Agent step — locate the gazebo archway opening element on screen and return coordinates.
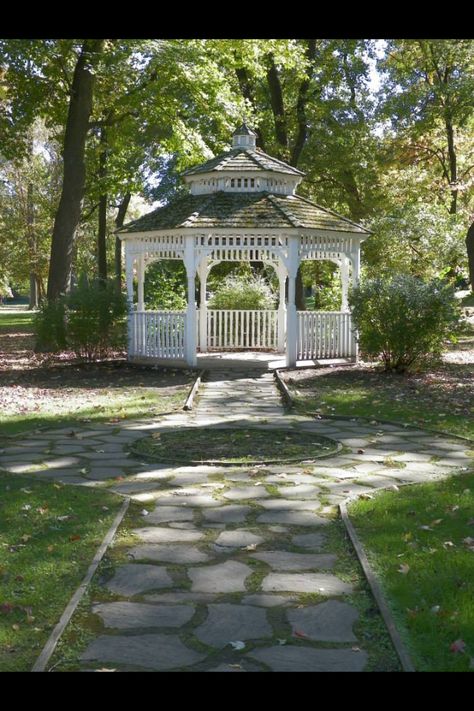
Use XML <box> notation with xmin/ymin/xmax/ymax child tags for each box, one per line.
<box><xmin>120</xmin><ymin>123</ymin><xmax>369</xmax><ymax>369</ymax></box>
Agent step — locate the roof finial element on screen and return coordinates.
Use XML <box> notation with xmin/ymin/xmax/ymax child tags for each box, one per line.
<box><xmin>232</xmin><ymin>122</ymin><xmax>257</xmax><ymax>149</ymax></box>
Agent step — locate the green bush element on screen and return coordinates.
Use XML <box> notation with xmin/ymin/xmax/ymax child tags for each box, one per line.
<box><xmin>208</xmin><ymin>274</ymin><xmax>276</xmax><ymax>310</ymax></box>
<box><xmin>34</xmin><ymin>298</ymin><xmax>67</xmax><ymax>352</ymax></box>
<box><xmin>67</xmin><ymin>276</ymin><xmax>127</xmax><ymax>360</ymax></box>
<box><xmin>144</xmin><ymin>261</ymin><xmax>187</xmax><ymax>311</ymax></box>
<box><xmin>34</xmin><ymin>277</ymin><xmax>126</xmax><ymax>360</ymax></box>
<box><xmin>349</xmin><ymin>274</ymin><xmax>461</xmax><ymax>373</ymax></box>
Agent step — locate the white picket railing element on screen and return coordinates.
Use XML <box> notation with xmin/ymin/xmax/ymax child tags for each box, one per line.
<box><xmin>130</xmin><ymin>311</ymin><xmax>186</xmax><ymax>359</ymax></box>
<box><xmin>129</xmin><ymin>309</ymin><xmax>355</xmax><ymax>361</ymax></box>
<box><xmin>206</xmin><ymin>309</ymin><xmax>279</xmax><ymax>350</ymax></box>
<box><xmin>297</xmin><ymin>311</ymin><xmax>355</xmax><ymax>359</ymax></box>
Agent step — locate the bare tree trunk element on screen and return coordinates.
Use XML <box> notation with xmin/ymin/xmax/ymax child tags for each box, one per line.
<box><xmin>466</xmin><ymin>221</ymin><xmax>474</xmax><ymax>292</ymax></box>
<box><xmin>265</xmin><ymin>53</ymin><xmax>288</xmax><ymax>157</ymax></box>
<box><xmin>25</xmin><ymin>181</ymin><xmax>39</xmax><ymax>309</ymax></box>
<box><xmin>46</xmin><ymin>39</ymin><xmax>104</xmax><ymax>301</ymax></box>
<box><xmin>114</xmin><ymin>191</ymin><xmax>131</xmax><ymax>293</ymax></box>
<box><xmin>291</xmin><ymin>39</ymin><xmax>317</xmax><ymax>167</ymax></box>
<box><xmin>446</xmin><ymin>117</ymin><xmax>458</xmax><ymax>215</ymax></box>
<box><xmin>97</xmin><ymin>127</ymin><xmax>108</xmax><ymax>285</ymax></box>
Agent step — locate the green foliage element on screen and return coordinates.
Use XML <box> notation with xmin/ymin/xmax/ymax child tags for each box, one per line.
<box><xmin>34</xmin><ymin>277</ymin><xmax>126</xmax><ymax>359</ymax></box>
<box><xmin>66</xmin><ymin>276</ymin><xmax>127</xmax><ymax>360</ymax></box>
<box><xmin>363</xmin><ymin>202</ymin><xmax>468</xmax><ymax>281</ymax></box>
<box><xmin>34</xmin><ymin>297</ymin><xmax>67</xmax><ymax>351</ymax></box>
<box><xmin>302</xmin><ymin>261</ymin><xmax>342</xmax><ymax>310</ymax></box>
<box><xmin>208</xmin><ymin>273</ymin><xmax>276</xmax><ymax>310</ymax></box>
<box><xmin>349</xmin><ymin>274</ymin><xmax>461</xmax><ymax>372</ymax></box>
<box><xmin>144</xmin><ymin>260</ymin><xmax>187</xmax><ymax>311</ymax></box>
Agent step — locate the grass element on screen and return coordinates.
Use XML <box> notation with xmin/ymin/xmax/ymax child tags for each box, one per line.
<box><xmin>348</xmin><ymin>471</ymin><xmax>474</xmax><ymax>671</ymax></box>
<box><xmin>0</xmin><ymin>308</ymin><xmax>194</xmax><ymax>437</ymax></box>
<box><xmin>131</xmin><ymin>427</ymin><xmax>339</xmax><ymax>465</ymax></box>
<box><xmin>0</xmin><ymin>471</ymin><xmax>124</xmax><ymax>672</ymax></box>
<box><xmin>284</xmin><ymin>361</ymin><xmax>474</xmax><ymax>440</ymax></box>
<box><xmin>0</xmin><ymin>312</ymin><xmax>35</xmax><ymax>330</ymax></box>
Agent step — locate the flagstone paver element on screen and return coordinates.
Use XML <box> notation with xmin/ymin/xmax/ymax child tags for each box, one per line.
<box><xmin>286</xmin><ymin>600</ymin><xmax>359</xmax><ymax>642</ymax></box>
<box><xmin>247</xmin><ymin>646</ymin><xmax>368</xmax><ymax>672</ymax></box>
<box><xmin>105</xmin><ymin>564</ymin><xmax>173</xmax><ymax>596</ymax></box>
<box><xmin>6</xmin><ymin>365</ymin><xmax>472</xmax><ymax>672</ymax></box>
<box><xmin>189</xmin><ymin>561</ymin><xmax>252</xmax><ymax>593</ymax></box>
<box><xmin>194</xmin><ymin>604</ymin><xmax>273</xmax><ymax>648</ymax></box>
<box><xmin>92</xmin><ymin>602</ymin><xmax>195</xmax><ymax>629</ymax></box>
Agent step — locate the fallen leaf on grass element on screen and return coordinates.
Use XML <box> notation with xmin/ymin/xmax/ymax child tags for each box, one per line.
<box><xmin>69</xmin><ymin>535</ymin><xmax>81</xmax><ymax>542</ymax></box>
<box><xmin>277</xmin><ymin>639</ymin><xmax>287</xmax><ymax>646</ymax></box>
<box><xmin>450</xmin><ymin>639</ymin><xmax>466</xmax><ymax>654</ymax></box>
<box><xmin>398</xmin><ymin>564</ymin><xmax>410</xmax><ymax>575</ymax></box>
<box><xmin>293</xmin><ymin>629</ymin><xmax>308</xmax><ymax>638</ymax></box>
<box><xmin>20</xmin><ymin>534</ymin><xmax>31</xmax><ymax>543</ymax></box>
<box><xmin>1</xmin><ymin>603</ymin><xmax>15</xmax><ymax>615</ymax></box>
<box><xmin>229</xmin><ymin>641</ymin><xmax>245</xmax><ymax>650</ymax></box>
<box><xmin>443</xmin><ymin>541</ymin><xmax>455</xmax><ymax>549</ymax></box>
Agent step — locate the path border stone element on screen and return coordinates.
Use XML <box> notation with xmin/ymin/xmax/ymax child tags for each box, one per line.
<box><xmin>183</xmin><ymin>370</ymin><xmax>205</xmax><ymax>411</ymax></box>
<box><xmin>31</xmin><ymin>499</ymin><xmax>130</xmax><ymax>672</ymax></box>
<box><xmin>340</xmin><ymin>498</ymin><xmax>415</xmax><ymax>673</ymax></box>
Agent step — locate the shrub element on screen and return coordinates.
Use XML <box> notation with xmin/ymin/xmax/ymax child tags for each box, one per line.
<box><xmin>34</xmin><ymin>297</ymin><xmax>67</xmax><ymax>352</ymax></box>
<box><xmin>66</xmin><ymin>276</ymin><xmax>127</xmax><ymax>360</ymax></box>
<box><xmin>349</xmin><ymin>274</ymin><xmax>461</xmax><ymax>373</ymax></box>
<box><xmin>144</xmin><ymin>261</ymin><xmax>187</xmax><ymax>311</ymax></box>
<box><xmin>208</xmin><ymin>274</ymin><xmax>276</xmax><ymax>310</ymax></box>
<box><xmin>34</xmin><ymin>277</ymin><xmax>126</xmax><ymax>360</ymax></box>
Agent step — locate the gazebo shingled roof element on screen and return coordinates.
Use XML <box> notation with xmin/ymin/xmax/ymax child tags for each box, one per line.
<box><xmin>120</xmin><ymin>191</ymin><xmax>370</xmax><ymax>234</ymax></box>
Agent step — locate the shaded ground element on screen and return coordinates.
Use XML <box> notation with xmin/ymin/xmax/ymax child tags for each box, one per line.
<box><xmin>282</xmin><ymin>327</ymin><xmax>474</xmax><ymax>440</ymax></box>
<box><xmin>0</xmin><ymin>309</ymin><xmax>193</xmax><ymax>436</ymax></box>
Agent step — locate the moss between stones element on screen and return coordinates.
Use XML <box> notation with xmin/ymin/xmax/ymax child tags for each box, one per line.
<box><xmin>130</xmin><ymin>427</ymin><xmax>339</xmax><ymax>466</ymax></box>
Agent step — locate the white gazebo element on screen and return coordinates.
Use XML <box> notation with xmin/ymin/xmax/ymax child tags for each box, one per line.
<box><xmin>118</xmin><ymin>124</ymin><xmax>370</xmax><ymax>368</ymax></box>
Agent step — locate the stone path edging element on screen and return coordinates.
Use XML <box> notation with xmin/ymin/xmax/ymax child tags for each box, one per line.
<box><xmin>340</xmin><ymin>496</ymin><xmax>416</xmax><ymax>673</ymax></box>
<box><xmin>183</xmin><ymin>370</ymin><xmax>205</xmax><ymax>411</ymax></box>
<box><xmin>31</xmin><ymin>498</ymin><xmax>130</xmax><ymax>672</ymax></box>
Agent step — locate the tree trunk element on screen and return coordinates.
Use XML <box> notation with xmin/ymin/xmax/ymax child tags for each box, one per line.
<box><xmin>445</xmin><ymin>117</ymin><xmax>458</xmax><ymax>215</ymax></box>
<box><xmin>26</xmin><ymin>181</ymin><xmax>39</xmax><ymax>309</ymax></box>
<box><xmin>114</xmin><ymin>191</ymin><xmax>131</xmax><ymax>293</ymax></box>
<box><xmin>97</xmin><ymin>127</ymin><xmax>108</xmax><ymax>284</ymax></box>
<box><xmin>234</xmin><ymin>63</ymin><xmax>266</xmax><ymax>151</ymax></box>
<box><xmin>265</xmin><ymin>53</ymin><xmax>288</xmax><ymax>157</ymax></box>
<box><xmin>46</xmin><ymin>39</ymin><xmax>104</xmax><ymax>301</ymax></box>
<box><xmin>291</xmin><ymin>39</ymin><xmax>317</xmax><ymax>167</ymax></box>
<box><xmin>466</xmin><ymin>221</ymin><xmax>474</xmax><ymax>292</ymax></box>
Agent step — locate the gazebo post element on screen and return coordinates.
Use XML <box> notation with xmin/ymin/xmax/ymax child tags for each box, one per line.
<box><xmin>276</xmin><ymin>262</ymin><xmax>287</xmax><ymax>352</ymax></box>
<box><xmin>197</xmin><ymin>257</ymin><xmax>208</xmax><ymax>353</ymax></box>
<box><xmin>137</xmin><ymin>256</ymin><xmax>145</xmax><ymax>312</ymax></box>
<box><xmin>125</xmin><ymin>250</ymin><xmax>135</xmax><ymax>357</ymax></box>
<box><xmin>285</xmin><ymin>235</ymin><xmax>299</xmax><ymax>368</ymax></box>
<box><xmin>350</xmin><ymin>247</ymin><xmax>361</xmax><ymax>359</ymax></box>
<box><xmin>341</xmin><ymin>255</ymin><xmax>349</xmax><ymax>311</ymax></box>
<box><xmin>184</xmin><ymin>236</ymin><xmax>197</xmax><ymax>367</ymax></box>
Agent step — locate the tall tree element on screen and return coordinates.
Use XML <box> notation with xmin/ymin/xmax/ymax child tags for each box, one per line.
<box><xmin>47</xmin><ymin>39</ymin><xmax>105</xmax><ymax>300</ymax></box>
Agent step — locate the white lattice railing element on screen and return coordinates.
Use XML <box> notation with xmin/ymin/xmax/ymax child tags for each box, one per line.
<box><xmin>130</xmin><ymin>311</ymin><xmax>186</xmax><ymax>359</ymax></box>
<box><xmin>297</xmin><ymin>311</ymin><xmax>355</xmax><ymax>360</ymax></box>
<box><xmin>206</xmin><ymin>309</ymin><xmax>279</xmax><ymax>350</ymax></box>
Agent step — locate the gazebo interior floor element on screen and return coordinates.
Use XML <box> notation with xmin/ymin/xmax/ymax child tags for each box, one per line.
<box><xmin>196</xmin><ymin>352</ymin><xmax>354</xmax><ymax>370</ymax></box>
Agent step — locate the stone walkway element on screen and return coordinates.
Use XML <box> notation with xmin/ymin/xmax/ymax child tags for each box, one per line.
<box><xmin>1</xmin><ymin>368</ymin><xmax>473</xmax><ymax>671</ymax></box>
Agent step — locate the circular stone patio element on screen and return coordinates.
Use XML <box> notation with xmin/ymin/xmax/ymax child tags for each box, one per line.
<box><xmin>2</xmin><ymin>368</ymin><xmax>473</xmax><ymax>672</ymax></box>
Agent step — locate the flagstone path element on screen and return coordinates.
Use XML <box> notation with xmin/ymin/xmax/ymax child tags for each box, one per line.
<box><xmin>1</xmin><ymin>368</ymin><xmax>473</xmax><ymax>671</ymax></box>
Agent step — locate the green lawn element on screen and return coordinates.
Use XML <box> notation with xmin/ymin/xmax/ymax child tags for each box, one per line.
<box><xmin>0</xmin><ymin>311</ymin><xmax>35</xmax><ymax>330</ymax></box>
<box><xmin>0</xmin><ymin>472</ymin><xmax>123</xmax><ymax>672</ymax></box>
<box><xmin>283</xmin><ymin>361</ymin><xmax>474</xmax><ymax>440</ymax></box>
<box><xmin>349</xmin><ymin>472</ymin><xmax>474</xmax><ymax>672</ymax></box>
<box><xmin>0</xmin><ymin>308</ymin><xmax>193</xmax><ymax>437</ymax></box>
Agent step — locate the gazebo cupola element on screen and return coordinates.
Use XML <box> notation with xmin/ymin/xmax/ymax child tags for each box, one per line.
<box><xmin>118</xmin><ymin>123</ymin><xmax>370</xmax><ymax>369</ymax></box>
<box><xmin>182</xmin><ymin>124</ymin><xmax>304</xmax><ymax>197</ymax></box>
<box><xmin>232</xmin><ymin>122</ymin><xmax>257</xmax><ymax>148</ymax></box>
